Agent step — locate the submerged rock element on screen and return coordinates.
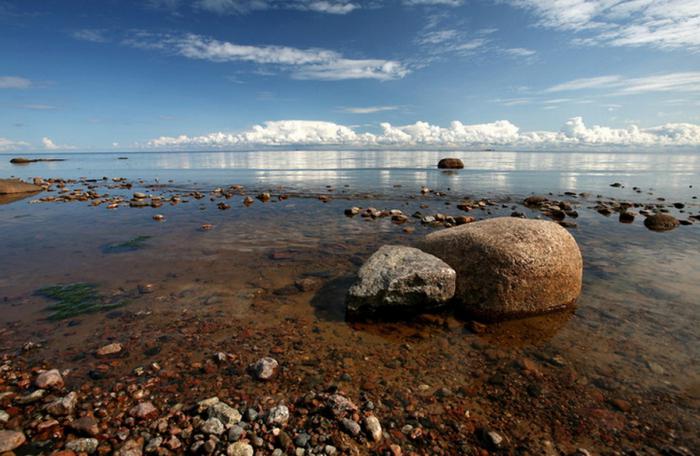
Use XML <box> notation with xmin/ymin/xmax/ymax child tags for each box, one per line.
<box><xmin>0</xmin><ymin>430</ymin><xmax>26</xmax><ymax>453</ymax></box>
<box><xmin>437</xmin><ymin>158</ymin><xmax>464</xmax><ymax>169</ymax></box>
<box><xmin>420</xmin><ymin>217</ymin><xmax>582</xmax><ymax>320</ymax></box>
<box><xmin>0</xmin><ymin>178</ymin><xmax>43</xmax><ymax>195</ymax></box>
<box><xmin>250</xmin><ymin>357</ymin><xmax>279</xmax><ymax>381</ymax></box>
<box><xmin>346</xmin><ymin>245</ymin><xmax>456</xmax><ymax>318</ymax></box>
<box><xmin>643</xmin><ymin>213</ymin><xmax>679</xmax><ymax>232</ymax></box>
<box><xmin>35</xmin><ymin>369</ymin><xmax>64</xmax><ymax>389</ymax></box>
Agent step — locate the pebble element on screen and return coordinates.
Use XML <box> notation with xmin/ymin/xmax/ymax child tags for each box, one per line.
<box><xmin>116</xmin><ymin>439</ymin><xmax>143</xmax><ymax>456</ymax></box>
<box><xmin>267</xmin><ymin>405</ymin><xmax>290</xmax><ymax>425</ymax></box>
<box><xmin>647</xmin><ymin>361</ymin><xmax>665</xmax><ymax>375</ymax></box>
<box><xmin>145</xmin><ymin>437</ymin><xmax>163</xmax><ymax>453</ymax></box>
<box><xmin>35</xmin><ymin>368</ymin><xmax>64</xmax><ymax>389</ymax></box>
<box><xmin>66</xmin><ymin>437</ymin><xmax>99</xmax><ymax>454</ymax></box>
<box><xmin>96</xmin><ymin>342</ymin><xmax>123</xmax><ymax>357</ymax></box>
<box><xmin>364</xmin><ymin>415</ymin><xmax>382</xmax><ymax>442</ymax></box>
<box><xmin>324</xmin><ymin>445</ymin><xmax>337</xmax><ymax>455</ymax></box>
<box><xmin>227</xmin><ymin>441</ymin><xmax>254</xmax><ymax>456</ymax></box>
<box><xmin>251</xmin><ymin>357</ymin><xmax>279</xmax><ymax>380</ymax></box>
<box><xmin>0</xmin><ymin>410</ymin><xmax>8</xmax><ymax>423</ymax></box>
<box><xmin>207</xmin><ymin>402</ymin><xmax>242</xmax><ymax>427</ymax></box>
<box><xmin>340</xmin><ymin>418</ymin><xmax>360</xmax><ymax>436</ymax></box>
<box><xmin>294</xmin><ymin>432</ymin><xmax>311</xmax><ymax>447</ymax></box>
<box><xmin>227</xmin><ymin>425</ymin><xmax>244</xmax><ymax>442</ymax></box>
<box><xmin>130</xmin><ymin>401</ymin><xmax>158</xmax><ymax>419</ymax></box>
<box><xmin>201</xmin><ymin>417</ymin><xmax>225</xmax><ymax>435</ymax></box>
<box><xmin>70</xmin><ymin>416</ymin><xmax>100</xmax><ymax>436</ymax></box>
<box><xmin>152</xmin><ymin>214</ymin><xmax>165</xmax><ymax>221</ymax></box>
<box><xmin>0</xmin><ymin>430</ymin><xmax>26</xmax><ymax>453</ymax></box>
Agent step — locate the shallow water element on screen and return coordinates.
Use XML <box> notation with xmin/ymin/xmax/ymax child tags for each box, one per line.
<box><xmin>1</xmin><ymin>150</ymin><xmax>699</xmax><ymax>453</ymax></box>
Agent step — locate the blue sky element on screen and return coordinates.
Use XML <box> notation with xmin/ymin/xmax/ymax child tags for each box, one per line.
<box><xmin>1</xmin><ymin>0</ymin><xmax>699</xmax><ymax>151</ymax></box>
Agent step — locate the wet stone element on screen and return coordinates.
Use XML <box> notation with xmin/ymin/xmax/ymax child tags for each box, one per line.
<box><xmin>96</xmin><ymin>342</ymin><xmax>123</xmax><ymax>357</ymax></box>
<box><xmin>66</xmin><ymin>438</ymin><xmax>99</xmax><ymax>454</ymax></box>
<box><xmin>35</xmin><ymin>368</ymin><xmax>64</xmax><ymax>389</ymax></box>
<box><xmin>0</xmin><ymin>430</ymin><xmax>26</xmax><ymax>453</ymax></box>
<box><xmin>250</xmin><ymin>357</ymin><xmax>279</xmax><ymax>381</ymax></box>
<box><xmin>207</xmin><ymin>402</ymin><xmax>242</xmax><ymax>427</ymax></box>
<box><xmin>227</xmin><ymin>441</ymin><xmax>254</xmax><ymax>456</ymax></box>
<box><xmin>201</xmin><ymin>417</ymin><xmax>225</xmax><ymax>435</ymax></box>
<box><xmin>267</xmin><ymin>405</ymin><xmax>290</xmax><ymax>425</ymax></box>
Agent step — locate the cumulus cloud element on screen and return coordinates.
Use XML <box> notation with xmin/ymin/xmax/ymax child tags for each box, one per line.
<box><xmin>0</xmin><ymin>76</ymin><xmax>32</xmax><ymax>89</ymax></box>
<box><xmin>404</xmin><ymin>0</ymin><xmax>464</xmax><ymax>5</ymax></box>
<box><xmin>124</xmin><ymin>32</ymin><xmax>408</xmax><ymax>81</ymax></box>
<box><xmin>0</xmin><ymin>137</ymin><xmax>30</xmax><ymax>152</ymax></box>
<box><xmin>42</xmin><ymin>137</ymin><xmax>75</xmax><ymax>150</ymax></box>
<box><xmin>146</xmin><ymin>117</ymin><xmax>700</xmax><ymax>149</ymax></box>
<box><xmin>545</xmin><ymin>72</ymin><xmax>700</xmax><ymax>95</ymax></box>
<box><xmin>505</xmin><ymin>0</ymin><xmax>700</xmax><ymax>51</ymax></box>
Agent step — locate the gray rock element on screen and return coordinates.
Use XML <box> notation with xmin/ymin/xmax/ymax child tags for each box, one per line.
<box><xmin>201</xmin><ymin>417</ymin><xmax>225</xmax><ymax>435</ymax></box>
<box><xmin>208</xmin><ymin>402</ymin><xmax>242</xmax><ymax>427</ymax></box>
<box><xmin>145</xmin><ymin>437</ymin><xmax>163</xmax><ymax>453</ymax></box>
<box><xmin>0</xmin><ymin>410</ymin><xmax>8</xmax><ymax>423</ymax></box>
<box><xmin>294</xmin><ymin>432</ymin><xmax>311</xmax><ymax>447</ymax></box>
<box><xmin>35</xmin><ymin>369</ymin><xmax>64</xmax><ymax>389</ymax></box>
<box><xmin>267</xmin><ymin>405</ymin><xmax>290</xmax><ymax>425</ymax></box>
<box><xmin>0</xmin><ymin>430</ymin><xmax>26</xmax><ymax>453</ymax></box>
<box><xmin>66</xmin><ymin>438</ymin><xmax>99</xmax><ymax>454</ymax></box>
<box><xmin>251</xmin><ymin>357</ymin><xmax>279</xmax><ymax>380</ymax></box>
<box><xmin>346</xmin><ymin>245</ymin><xmax>456</xmax><ymax>318</ymax></box>
<box><xmin>46</xmin><ymin>391</ymin><xmax>78</xmax><ymax>416</ymax></box>
<box><xmin>420</xmin><ymin>217</ymin><xmax>582</xmax><ymax>320</ymax></box>
<box><xmin>437</xmin><ymin>158</ymin><xmax>464</xmax><ymax>169</ymax></box>
<box><xmin>227</xmin><ymin>441</ymin><xmax>254</xmax><ymax>456</ymax></box>
<box><xmin>340</xmin><ymin>418</ymin><xmax>360</xmax><ymax>436</ymax></box>
<box><xmin>227</xmin><ymin>425</ymin><xmax>244</xmax><ymax>442</ymax></box>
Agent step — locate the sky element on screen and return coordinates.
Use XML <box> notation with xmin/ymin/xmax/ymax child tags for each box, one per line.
<box><xmin>0</xmin><ymin>0</ymin><xmax>699</xmax><ymax>152</ymax></box>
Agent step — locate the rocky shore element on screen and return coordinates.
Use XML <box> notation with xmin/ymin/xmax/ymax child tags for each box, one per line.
<box><xmin>0</xmin><ymin>175</ymin><xmax>698</xmax><ymax>455</ymax></box>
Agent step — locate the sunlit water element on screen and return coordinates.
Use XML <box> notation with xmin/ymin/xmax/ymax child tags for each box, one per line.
<box><xmin>1</xmin><ymin>150</ymin><xmax>698</xmax><ymax>451</ymax></box>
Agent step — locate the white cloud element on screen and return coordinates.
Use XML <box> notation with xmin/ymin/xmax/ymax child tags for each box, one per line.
<box><xmin>502</xmin><ymin>47</ymin><xmax>537</xmax><ymax>57</ymax></box>
<box><xmin>195</xmin><ymin>0</ymin><xmax>359</xmax><ymax>14</ymax></box>
<box><xmin>124</xmin><ymin>32</ymin><xmax>409</xmax><ymax>81</ymax></box>
<box><xmin>404</xmin><ymin>0</ymin><xmax>464</xmax><ymax>5</ymax></box>
<box><xmin>340</xmin><ymin>105</ymin><xmax>400</xmax><ymax>114</ymax></box>
<box><xmin>42</xmin><ymin>137</ymin><xmax>75</xmax><ymax>151</ymax></box>
<box><xmin>0</xmin><ymin>137</ymin><xmax>30</xmax><ymax>152</ymax></box>
<box><xmin>0</xmin><ymin>76</ymin><xmax>32</xmax><ymax>89</ymax></box>
<box><xmin>71</xmin><ymin>29</ymin><xmax>108</xmax><ymax>43</ymax></box>
<box><xmin>146</xmin><ymin>117</ymin><xmax>700</xmax><ymax>149</ymax></box>
<box><xmin>545</xmin><ymin>72</ymin><xmax>700</xmax><ymax>95</ymax></box>
<box><xmin>506</xmin><ymin>0</ymin><xmax>700</xmax><ymax>51</ymax></box>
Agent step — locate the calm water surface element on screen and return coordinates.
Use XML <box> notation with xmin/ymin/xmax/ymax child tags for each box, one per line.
<box><xmin>0</xmin><ymin>149</ymin><xmax>698</xmax><ymax>451</ymax></box>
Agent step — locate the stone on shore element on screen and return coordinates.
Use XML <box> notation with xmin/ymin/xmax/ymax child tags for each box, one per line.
<box><xmin>66</xmin><ymin>438</ymin><xmax>99</xmax><ymax>453</ymax></box>
<box><xmin>250</xmin><ymin>357</ymin><xmax>279</xmax><ymax>381</ymax></box>
<box><xmin>643</xmin><ymin>213</ymin><xmax>679</xmax><ymax>232</ymax></box>
<box><xmin>437</xmin><ymin>158</ymin><xmax>464</xmax><ymax>169</ymax></box>
<box><xmin>419</xmin><ymin>217</ymin><xmax>582</xmax><ymax>320</ymax></box>
<box><xmin>0</xmin><ymin>178</ymin><xmax>43</xmax><ymax>194</ymax></box>
<box><xmin>346</xmin><ymin>245</ymin><xmax>456</xmax><ymax>318</ymax></box>
<box><xmin>0</xmin><ymin>430</ymin><xmax>26</xmax><ymax>453</ymax></box>
<box><xmin>35</xmin><ymin>369</ymin><xmax>64</xmax><ymax>389</ymax></box>
<box><xmin>130</xmin><ymin>401</ymin><xmax>158</xmax><ymax>419</ymax></box>
<box><xmin>227</xmin><ymin>442</ymin><xmax>254</xmax><ymax>456</ymax></box>
<box><xmin>96</xmin><ymin>342</ymin><xmax>123</xmax><ymax>357</ymax></box>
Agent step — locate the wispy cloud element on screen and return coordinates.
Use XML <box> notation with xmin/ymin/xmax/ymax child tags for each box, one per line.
<box><xmin>339</xmin><ymin>105</ymin><xmax>400</xmax><ymax>114</ymax></box>
<box><xmin>505</xmin><ymin>0</ymin><xmax>700</xmax><ymax>51</ymax></box>
<box><xmin>18</xmin><ymin>103</ymin><xmax>56</xmax><ymax>110</ymax></box>
<box><xmin>195</xmin><ymin>0</ymin><xmax>359</xmax><ymax>15</ymax></box>
<box><xmin>147</xmin><ymin>116</ymin><xmax>700</xmax><ymax>149</ymax></box>
<box><xmin>403</xmin><ymin>0</ymin><xmax>464</xmax><ymax>6</ymax></box>
<box><xmin>0</xmin><ymin>76</ymin><xmax>32</xmax><ymax>89</ymax></box>
<box><xmin>71</xmin><ymin>28</ymin><xmax>109</xmax><ymax>43</ymax></box>
<box><xmin>123</xmin><ymin>32</ymin><xmax>409</xmax><ymax>81</ymax></box>
<box><xmin>502</xmin><ymin>47</ymin><xmax>536</xmax><ymax>57</ymax></box>
<box><xmin>545</xmin><ymin>72</ymin><xmax>700</xmax><ymax>95</ymax></box>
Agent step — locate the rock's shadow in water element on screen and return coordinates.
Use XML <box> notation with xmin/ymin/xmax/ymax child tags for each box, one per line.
<box><xmin>310</xmin><ymin>274</ymin><xmax>574</xmax><ymax>346</ymax></box>
<box><xmin>0</xmin><ymin>192</ymin><xmax>39</xmax><ymax>205</ymax></box>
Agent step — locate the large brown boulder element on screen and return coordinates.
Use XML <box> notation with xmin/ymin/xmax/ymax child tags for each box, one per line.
<box><xmin>437</xmin><ymin>158</ymin><xmax>464</xmax><ymax>169</ymax></box>
<box><xmin>419</xmin><ymin>217</ymin><xmax>582</xmax><ymax>320</ymax></box>
<box><xmin>643</xmin><ymin>213</ymin><xmax>679</xmax><ymax>232</ymax></box>
<box><xmin>0</xmin><ymin>178</ymin><xmax>43</xmax><ymax>194</ymax></box>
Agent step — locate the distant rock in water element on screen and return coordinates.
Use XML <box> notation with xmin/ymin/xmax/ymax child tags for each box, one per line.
<box><xmin>419</xmin><ymin>217</ymin><xmax>582</xmax><ymax>321</ymax></box>
<box><xmin>10</xmin><ymin>157</ymin><xmax>65</xmax><ymax>164</ymax></box>
<box><xmin>0</xmin><ymin>178</ymin><xmax>43</xmax><ymax>194</ymax></box>
<box><xmin>437</xmin><ymin>158</ymin><xmax>464</xmax><ymax>169</ymax></box>
<box><xmin>346</xmin><ymin>245</ymin><xmax>456</xmax><ymax>319</ymax></box>
<box><xmin>643</xmin><ymin>213</ymin><xmax>679</xmax><ymax>232</ymax></box>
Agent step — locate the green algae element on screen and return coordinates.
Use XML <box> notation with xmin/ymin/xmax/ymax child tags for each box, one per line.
<box><xmin>37</xmin><ymin>283</ymin><xmax>127</xmax><ymax>320</ymax></box>
<box><xmin>102</xmin><ymin>235</ymin><xmax>151</xmax><ymax>254</ymax></box>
